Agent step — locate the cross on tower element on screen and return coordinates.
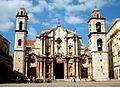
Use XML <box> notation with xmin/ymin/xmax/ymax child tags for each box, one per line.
<box><xmin>22</xmin><ymin>3</ymin><xmax>25</xmax><ymax>8</ymax></box>
<box><xmin>57</xmin><ymin>18</ymin><xmax>60</xmax><ymax>25</ymax></box>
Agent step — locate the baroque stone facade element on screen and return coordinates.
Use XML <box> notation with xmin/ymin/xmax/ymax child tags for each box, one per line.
<box><xmin>107</xmin><ymin>18</ymin><xmax>120</xmax><ymax>80</ymax></box>
<box><xmin>25</xmin><ymin>25</ymin><xmax>92</xmax><ymax>80</ymax></box>
<box><xmin>13</xmin><ymin>8</ymin><xmax>120</xmax><ymax>81</ymax></box>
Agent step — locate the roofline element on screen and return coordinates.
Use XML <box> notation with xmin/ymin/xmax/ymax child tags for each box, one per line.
<box><xmin>26</xmin><ymin>40</ymin><xmax>36</xmax><ymax>45</ymax></box>
<box><xmin>107</xmin><ymin>18</ymin><xmax>120</xmax><ymax>33</ymax></box>
<box><xmin>88</xmin><ymin>18</ymin><xmax>106</xmax><ymax>23</ymax></box>
<box><xmin>88</xmin><ymin>32</ymin><xmax>107</xmax><ymax>37</ymax></box>
<box><xmin>16</xmin><ymin>15</ymin><xmax>29</xmax><ymax>20</ymax></box>
<box><xmin>0</xmin><ymin>34</ymin><xmax>10</xmax><ymax>43</ymax></box>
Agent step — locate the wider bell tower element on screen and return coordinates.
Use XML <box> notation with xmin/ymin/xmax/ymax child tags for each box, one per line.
<box><xmin>88</xmin><ymin>9</ymin><xmax>109</xmax><ymax>81</ymax></box>
<box><xmin>13</xmin><ymin>8</ymin><xmax>28</xmax><ymax>75</ymax></box>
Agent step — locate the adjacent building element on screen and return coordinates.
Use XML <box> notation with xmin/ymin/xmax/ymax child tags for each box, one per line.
<box><xmin>107</xmin><ymin>18</ymin><xmax>120</xmax><ymax>79</ymax></box>
<box><xmin>0</xmin><ymin>34</ymin><xmax>13</xmax><ymax>82</ymax></box>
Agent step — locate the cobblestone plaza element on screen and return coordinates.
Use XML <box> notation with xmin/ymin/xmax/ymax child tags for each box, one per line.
<box><xmin>0</xmin><ymin>80</ymin><xmax>120</xmax><ymax>87</ymax></box>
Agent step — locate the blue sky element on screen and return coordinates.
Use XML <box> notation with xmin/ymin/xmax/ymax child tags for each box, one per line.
<box><xmin>0</xmin><ymin>0</ymin><xmax>120</xmax><ymax>52</ymax></box>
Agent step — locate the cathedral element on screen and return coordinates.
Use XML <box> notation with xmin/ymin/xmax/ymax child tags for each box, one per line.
<box><xmin>13</xmin><ymin>8</ymin><xmax>120</xmax><ymax>81</ymax></box>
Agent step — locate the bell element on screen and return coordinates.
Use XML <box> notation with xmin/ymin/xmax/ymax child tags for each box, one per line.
<box><xmin>98</xmin><ymin>44</ymin><xmax>101</xmax><ymax>47</ymax></box>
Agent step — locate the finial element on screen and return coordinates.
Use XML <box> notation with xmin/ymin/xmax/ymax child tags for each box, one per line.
<box><xmin>22</xmin><ymin>3</ymin><xmax>25</xmax><ymax>8</ymax></box>
<box><xmin>57</xmin><ymin>18</ymin><xmax>60</xmax><ymax>25</ymax></box>
<box><xmin>95</xmin><ymin>5</ymin><xmax>97</xmax><ymax>10</ymax></box>
<box><xmin>56</xmin><ymin>18</ymin><xmax>61</xmax><ymax>27</ymax></box>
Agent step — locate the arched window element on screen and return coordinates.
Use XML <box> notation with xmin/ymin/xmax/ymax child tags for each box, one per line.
<box><xmin>19</xmin><ymin>21</ymin><xmax>23</xmax><ymax>30</ymax></box>
<box><xmin>97</xmin><ymin>39</ymin><xmax>102</xmax><ymax>51</ymax></box>
<box><xmin>21</xmin><ymin>11</ymin><xmax>23</xmax><ymax>15</ymax></box>
<box><xmin>18</xmin><ymin>39</ymin><xmax>22</xmax><ymax>46</ymax></box>
<box><xmin>96</xmin><ymin>22</ymin><xmax>101</xmax><ymax>32</ymax></box>
<box><xmin>97</xmin><ymin>14</ymin><xmax>99</xmax><ymax>18</ymax></box>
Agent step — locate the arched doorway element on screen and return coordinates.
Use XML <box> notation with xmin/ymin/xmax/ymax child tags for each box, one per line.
<box><xmin>81</xmin><ymin>54</ymin><xmax>92</xmax><ymax>78</ymax></box>
<box><xmin>27</xmin><ymin>54</ymin><xmax>37</xmax><ymax>78</ymax></box>
<box><xmin>54</xmin><ymin>63</ymin><xmax>64</xmax><ymax>79</ymax></box>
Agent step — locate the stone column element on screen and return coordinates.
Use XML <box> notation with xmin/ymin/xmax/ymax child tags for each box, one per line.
<box><xmin>49</xmin><ymin>63</ymin><xmax>51</xmax><ymax>79</ymax></box>
<box><xmin>40</xmin><ymin>59</ymin><xmax>43</xmax><ymax>79</ymax></box>
<box><xmin>76</xmin><ymin>37</ymin><xmax>78</xmax><ymax>55</ymax></box>
<box><xmin>43</xmin><ymin>38</ymin><xmax>46</xmax><ymax>55</ymax></box>
<box><xmin>53</xmin><ymin>36</ymin><xmax>55</xmax><ymax>56</ymax></box>
<box><xmin>88</xmin><ymin>58</ymin><xmax>92</xmax><ymax>79</ymax></box>
<box><xmin>73</xmin><ymin>38</ymin><xmax>75</xmax><ymax>55</ymax></box>
<box><xmin>73</xmin><ymin>38</ymin><xmax>76</xmax><ymax>55</ymax></box>
<box><xmin>51</xmin><ymin>59</ymin><xmax>54</xmax><ymax>79</ymax></box>
<box><xmin>25</xmin><ymin>57</ymin><xmax>28</xmax><ymax>77</ymax></box>
<box><xmin>37</xmin><ymin>60</ymin><xmax>40</xmax><ymax>78</ymax></box>
<box><xmin>79</xmin><ymin>59</ymin><xmax>82</xmax><ymax>78</ymax></box>
<box><xmin>64</xmin><ymin>59</ymin><xmax>67</xmax><ymax>79</ymax></box>
<box><xmin>43</xmin><ymin>58</ymin><xmax>46</xmax><ymax>80</ymax></box>
<box><xmin>72</xmin><ymin>58</ymin><xmax>76</xmax><ymax>75</ymax></box>
<box><xmin>88</xmin><ymin>61</ymin><xmax>90</xmax><ymax>78</ymax></box>
<box><xmin>76</xmin><ymin>58</ymin><xmax>79</xmax><ymax>78</ymax></box>
<box><xmin>65</xmin><ymin>38</ymin><xmax>68</xmax><ymax>56</ymax></box>
<box><xmin>50</xmin><ymin>40</ymin><xmax>53</xmax><ymax>56</ymax></box>
<box><xmin>41</xmin><ymin>37</ymin><xmax>43</xmax><ymax>54</ymax></box>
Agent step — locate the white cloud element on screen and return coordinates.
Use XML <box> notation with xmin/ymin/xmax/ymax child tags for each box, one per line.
<box><xmin>28</xmin><ymin>13</ymin><xmax>40</xmax><ymax>24</ymax></box>
<box><xmin>106</xmin><ymin>19</ymin><xmax>115</xmax><ymax>25</ymax></box>
<box><xmin>52</xmin><ymin>0</ymin><xmax>73</xmax><ymax>9</ymax></box>
<box><xmin>42</xmin><ymin>22</ymin><xmax>51</xmax><ymax>26</ymax></box>
<box><xmin>64</xmin><ymin>16</ymin><xmax>84</xmax><ymax>24</ymax></box>
<box><xmin>32</xmin><ymin>0</ymin><xmax>51</xmax><ymax>12</ymax></box>
<box><xmin>28</xmin><ymin>27</ymin><xmax>37</xmax><ymax>39</ymax></box>
<box><xmin>0</xmin><ymin>21</ymin><xmax>14</xmax><ymax>32</ymax></box>
<box><xmin>0</xmin><ymin>0</ymin><xmax>117</xmax><ymax>32</ymax></box>
<box><xmin>65</xmin><ymin>0</ymin><xmax>110</xmax><ymax>12</ymax></box>
<box><xmin>78</xmin><ymin>0</ymin><xmax>88</xmax><ymax>3</ymax></box>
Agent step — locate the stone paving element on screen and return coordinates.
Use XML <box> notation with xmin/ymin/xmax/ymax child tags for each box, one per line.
<box><xmin>0</xmin><ymin>80</ymin><xmax>120</xmax><ymax>87</ymax></box>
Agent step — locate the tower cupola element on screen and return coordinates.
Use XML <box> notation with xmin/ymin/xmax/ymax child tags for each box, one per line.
<box><xmin>16</xmin><ymin>8</ymin><xmax>28</xmax><ymax>20</ymax></box>
<box><xmin>88</xmin><ymin>9</ymin><xmax>105</xmax><ymax>23</ymax></box>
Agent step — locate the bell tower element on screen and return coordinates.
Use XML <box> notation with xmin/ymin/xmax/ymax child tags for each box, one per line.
<box><xmin>88</xmin><ymin>9</ymin><xmax>109</xmax><ymax>81</ymax></box>
<box><xmin>13</xmin><ymin>8</ymin><xmax>28</xmax><ymax>75</ymax></box>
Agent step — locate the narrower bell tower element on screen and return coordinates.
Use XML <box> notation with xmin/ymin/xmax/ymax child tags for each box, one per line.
<box><xmin>13</xmin><ymin>8</ymin><xmax>28</xmax><ymax>75</ymax></box>
<box><xmin>88</xmin><ymin>9</ymin><xmax>109</xmax><ymax>81</ymax></box>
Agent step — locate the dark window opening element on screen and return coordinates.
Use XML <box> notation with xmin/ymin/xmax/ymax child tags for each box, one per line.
<box><xmin>69</xmin><ymin>52</ymin><xmax>72</xmax><ymax>56</ymax></box>
<box><xmin>18</xmin><ymin>39</ymin><xmax>22</xmax><ymax>46</ymax></box>
<box><xmin>31</xmin><ymin>59</ymin><xmax>35</xmax><ymax>63</ymax></box>
<box><xmin>97</xmin><ymin>39</ymin><xmax>102</xmax><ymax>51</ymax></box>
<box><xmin>19</xmin><ymin>21</ymin><xmax>23</xmax><ymax>30</ymax></box>
<box><xmin>96</xmin><ymin>22</ymin><xmax>101</xmax><ymax>32</ymax></box>
<box><xmin>97</xmin><ymin>14</ymin><xmax>99</xmax><ymax>18</ymax></box>
<box><xmin>21</xmin><ymin>11</ymin><xmax>23</xmax><ymax>15</ymax></box>
<box><xmin>82</xmin><ymin>59</ymin><xmax>87</xmax><ymax>64</ymax></box>
<box><xmin>56</xmin><ymin>38</ymin><xmax>62</xmax><ymax>44</ymax></box>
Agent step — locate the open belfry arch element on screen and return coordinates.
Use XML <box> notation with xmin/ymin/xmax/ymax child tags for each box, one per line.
<box><xmin>14</xmin><ymin>8</ymin><xmax>110</xmax><ymax>81</ymax></box>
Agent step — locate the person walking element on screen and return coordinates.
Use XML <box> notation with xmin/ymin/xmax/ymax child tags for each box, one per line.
<box><xmin>72</xmin><ymin>74</ymin><xmax>76</xmax><ymax>82</ymax></box>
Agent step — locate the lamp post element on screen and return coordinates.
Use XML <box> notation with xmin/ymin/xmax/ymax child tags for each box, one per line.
<box><xmin>25</xmin><ymin>54</ymin><xmax>29</xmax><ymax>78</ymax></box>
